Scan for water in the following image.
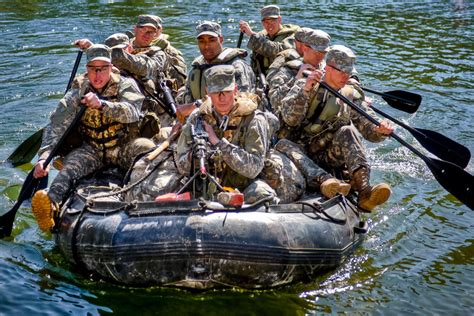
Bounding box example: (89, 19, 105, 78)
(0, 0, 473, 314)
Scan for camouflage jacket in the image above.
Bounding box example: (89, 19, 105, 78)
(38, 72, 144, 159)
(280, 82, 387, 144)
(151, 34, 188, 89)
(176, 48, 256, 104)
(248, 24, 299, 75)
(176, 92, 269, 189)
(266, 48, 326, 116)
(111, 39, 168, 88)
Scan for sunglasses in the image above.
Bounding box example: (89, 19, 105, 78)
(86, 65, 111, 73)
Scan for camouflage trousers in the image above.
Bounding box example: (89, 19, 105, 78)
(48, 138, 155, 204)
(309, 125, 369, 177)
(275, 139, 333, 188)
(125, 149, 183, 202)
(260, 148, 305, 203)
(125, 150, 278, 204)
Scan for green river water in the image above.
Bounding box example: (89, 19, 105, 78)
(0, 1, 473, 315)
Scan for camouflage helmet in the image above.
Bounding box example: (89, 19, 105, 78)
(326, 45, 356, 74)
(137, 14, 162, 30)
(261, 5, 280, 20)
(196, 21, 222, 38)
(86, 44, 111, 64)
(204, 65, 236, 93)
(294, 28, 331, 52)
(104, 33, 130, 49)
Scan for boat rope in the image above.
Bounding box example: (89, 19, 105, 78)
(295, 198, 347, 224)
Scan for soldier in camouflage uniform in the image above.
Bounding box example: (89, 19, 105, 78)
(176, 65, 277, 204)
(280, 45, 393, 211)
(267, 27, 330, 113)
(176, 21, 255, 104)
(239, 5, 299, 76)
(261, 28, 351, 201)
(149, 17, 188, 90)
(31, 45, 155, 231)
(75, 15, 174, 128)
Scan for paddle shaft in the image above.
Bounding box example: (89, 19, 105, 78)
(66, 51, 83, 93)
(237, 32, 244, 48)
(145, 125, 181, 162)
(319, 81, 473, 209)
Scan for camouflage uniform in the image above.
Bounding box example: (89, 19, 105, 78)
(151, 33, 188, 89)
(176, 21, 255, 104)
(176, 66, 276, 203)
(280, 45, 388, 179)
(248, 5, 299, 76)
(125, 143, 182, 201)
(38, 45, 154, 204)
(267, 28, 330, 115)
(263, 29, 335, 195)
(108, 15, 173, 128)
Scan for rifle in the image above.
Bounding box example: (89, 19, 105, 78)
(254, 58, 273, 112)
(176, 116, 224, 199)
(157, 79, 177, 118)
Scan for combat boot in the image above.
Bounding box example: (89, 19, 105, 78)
(31, 190, 58, 232)
(320, 177, 351, 199)
(352, 167, 391, 211)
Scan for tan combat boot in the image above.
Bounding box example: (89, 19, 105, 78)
(31, 190, 58, 232)
(320, 178, 352, 199)
(352, 167, 391, 211)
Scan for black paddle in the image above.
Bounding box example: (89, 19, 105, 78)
(7, 129, 43, 167)
(319, 81, 474, 210)
(7, 50, 83, 167)
(370, 105, 471, 169)
(363, 87, 421, 113)
(0, 105, 87, 238)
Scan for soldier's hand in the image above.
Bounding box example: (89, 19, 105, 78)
(176, 102, 197, 124)
(239, 20, 255, 36)
(203, 121, 219, 145)
(297, 64, 316, 78)
(81, 92, 102, 109)
(299, 68, 323, 93)
(73, 38, 93, 50)
(33, 159, 50, 179)
(374, 120, 394, 136)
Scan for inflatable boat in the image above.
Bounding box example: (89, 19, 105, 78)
(55, 183, 367, 289)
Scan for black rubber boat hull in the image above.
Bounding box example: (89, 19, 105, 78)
(56, 189, 366, 289)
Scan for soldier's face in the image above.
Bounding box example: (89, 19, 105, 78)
(87, 61, 112, 90)
(324, 65, 350, 90)
(197, 35, 223, 61)
(134, 25, 158, 47)
(261, 17, 281, 37)
(208, 86, 237, 115)
(303, 46, 326, 67)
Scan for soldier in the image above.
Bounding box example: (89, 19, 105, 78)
(150, 17, 188, 90)
(280, 45, 393, 211)
(31, 44, 155, 231)
(176, 65, 277, 204)
(267, 27, 330, 113)
(176, 21, 255, 104)
(260, 27, 350, 200)
(75, 15, 174, 128)
(239, 5, 299, 76)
